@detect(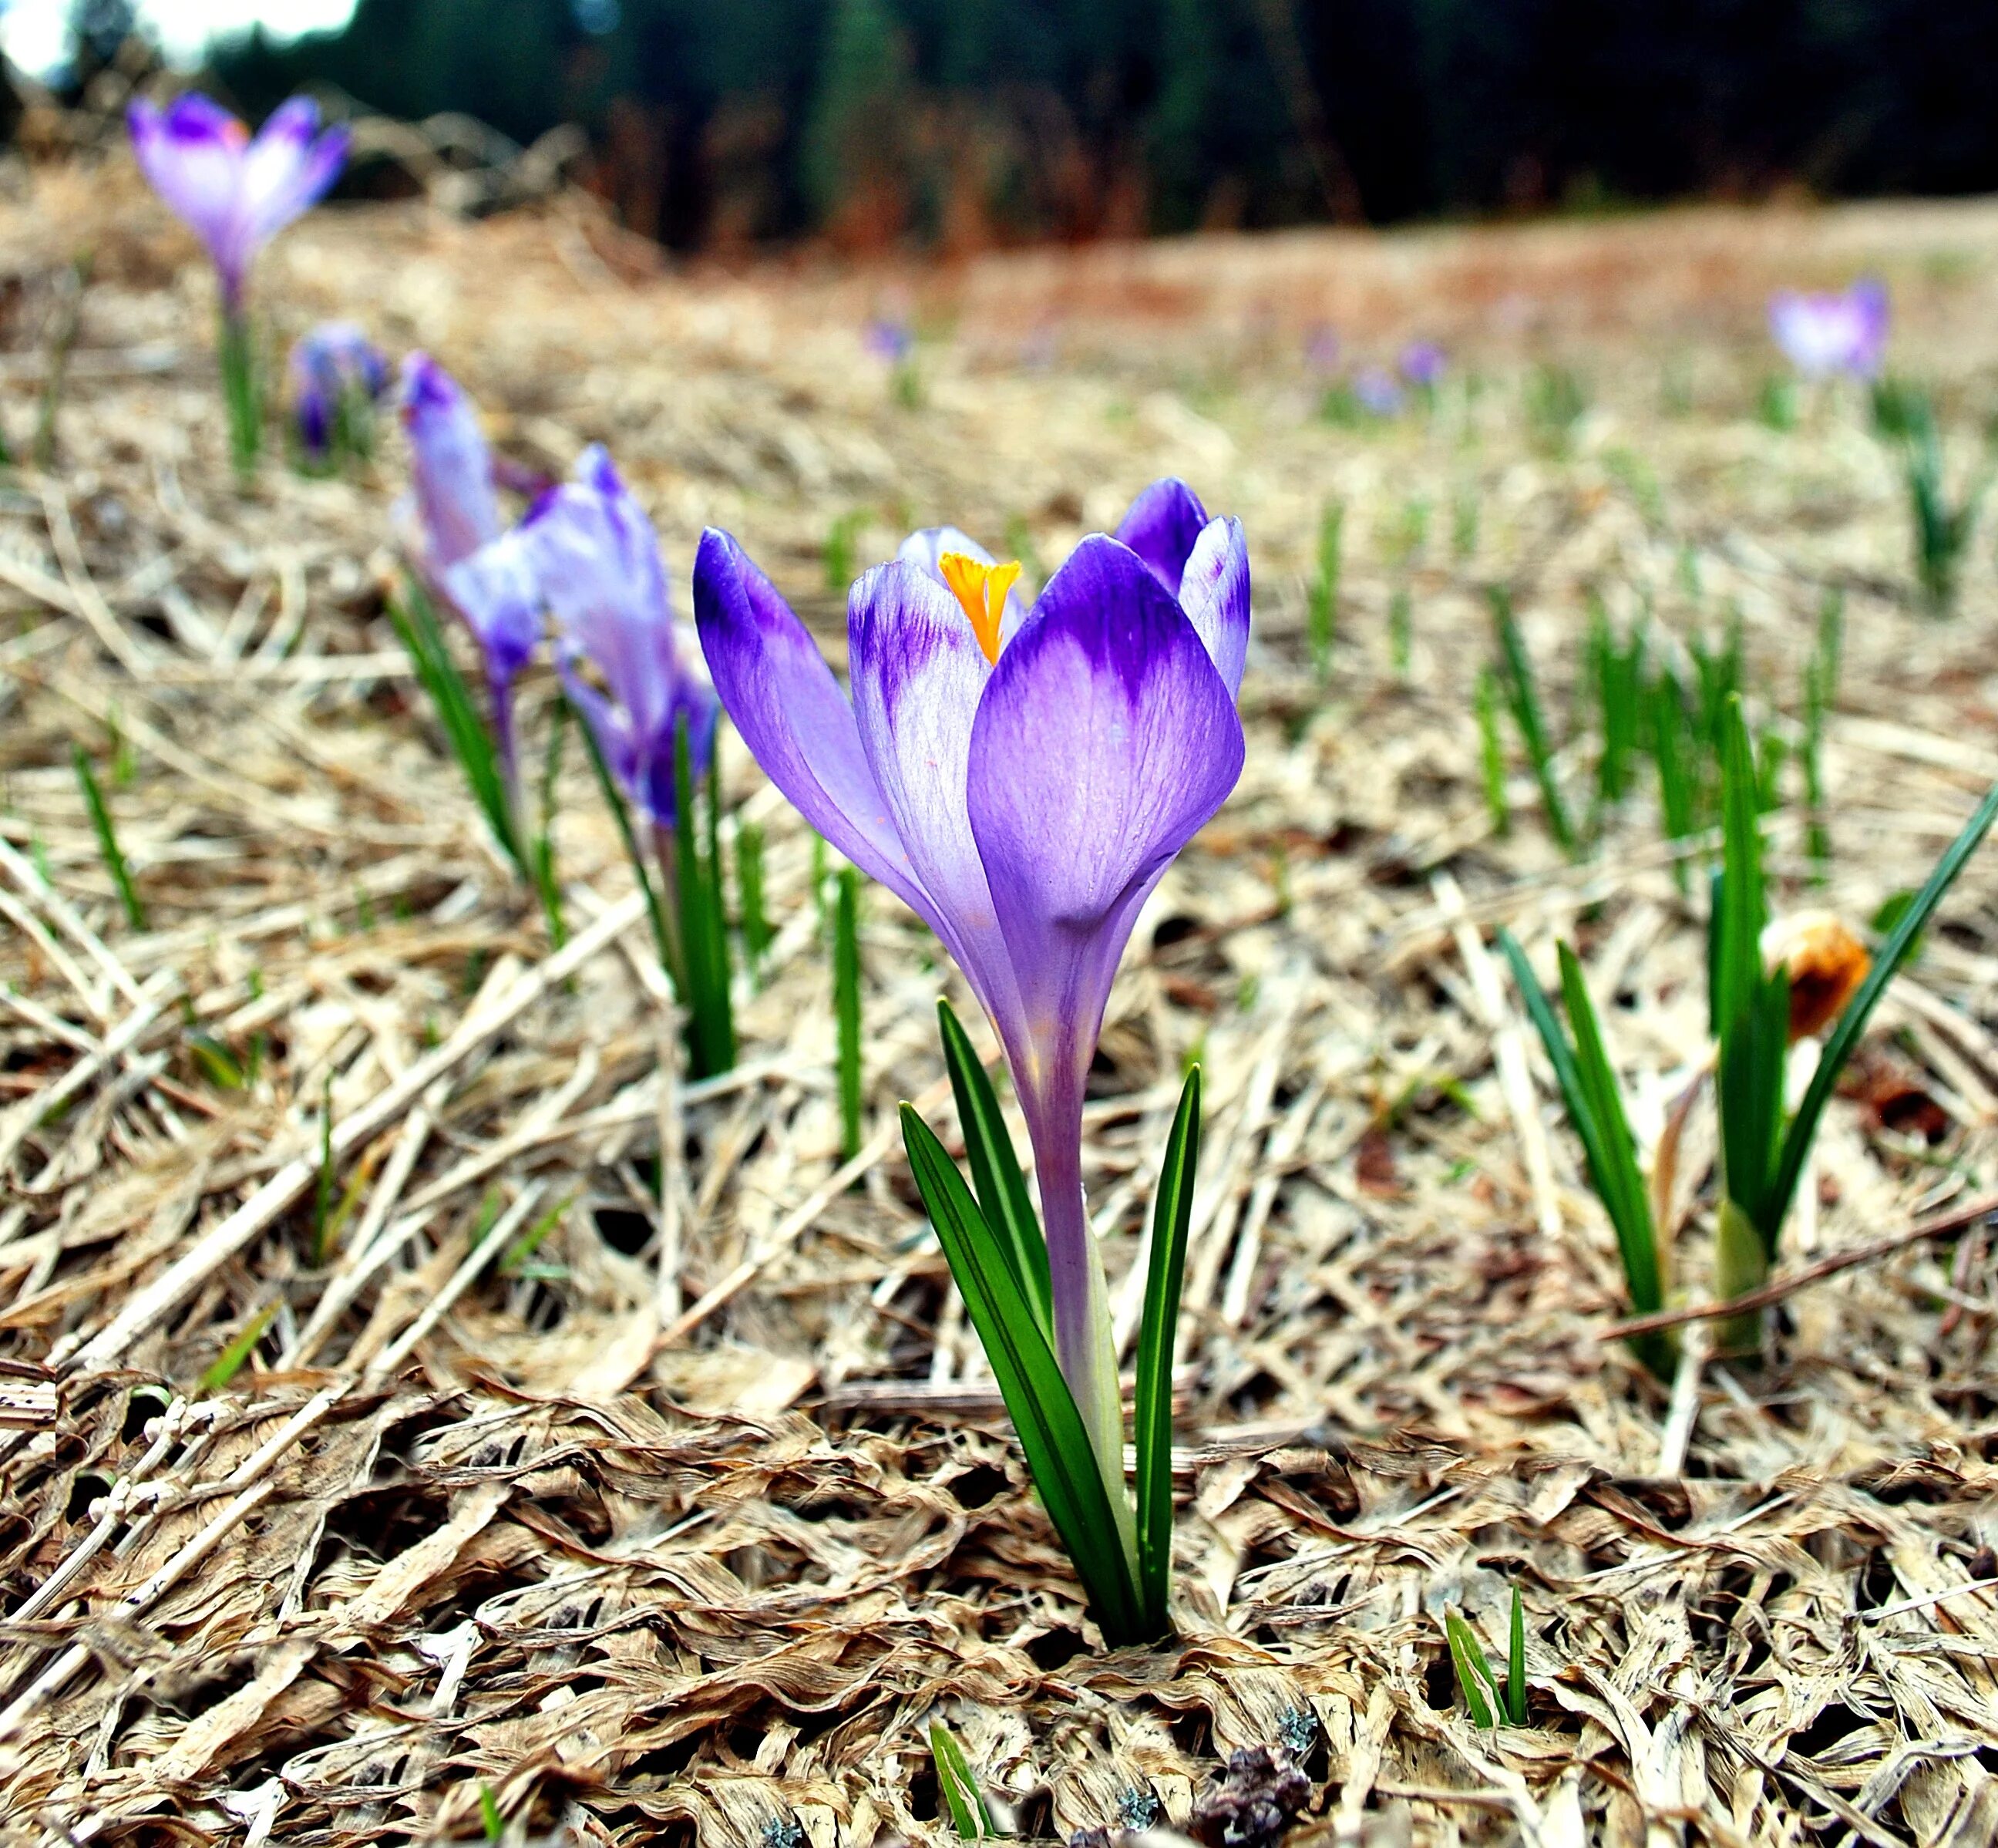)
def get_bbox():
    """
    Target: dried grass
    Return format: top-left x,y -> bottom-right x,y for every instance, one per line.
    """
0,155 -> 1995,1846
